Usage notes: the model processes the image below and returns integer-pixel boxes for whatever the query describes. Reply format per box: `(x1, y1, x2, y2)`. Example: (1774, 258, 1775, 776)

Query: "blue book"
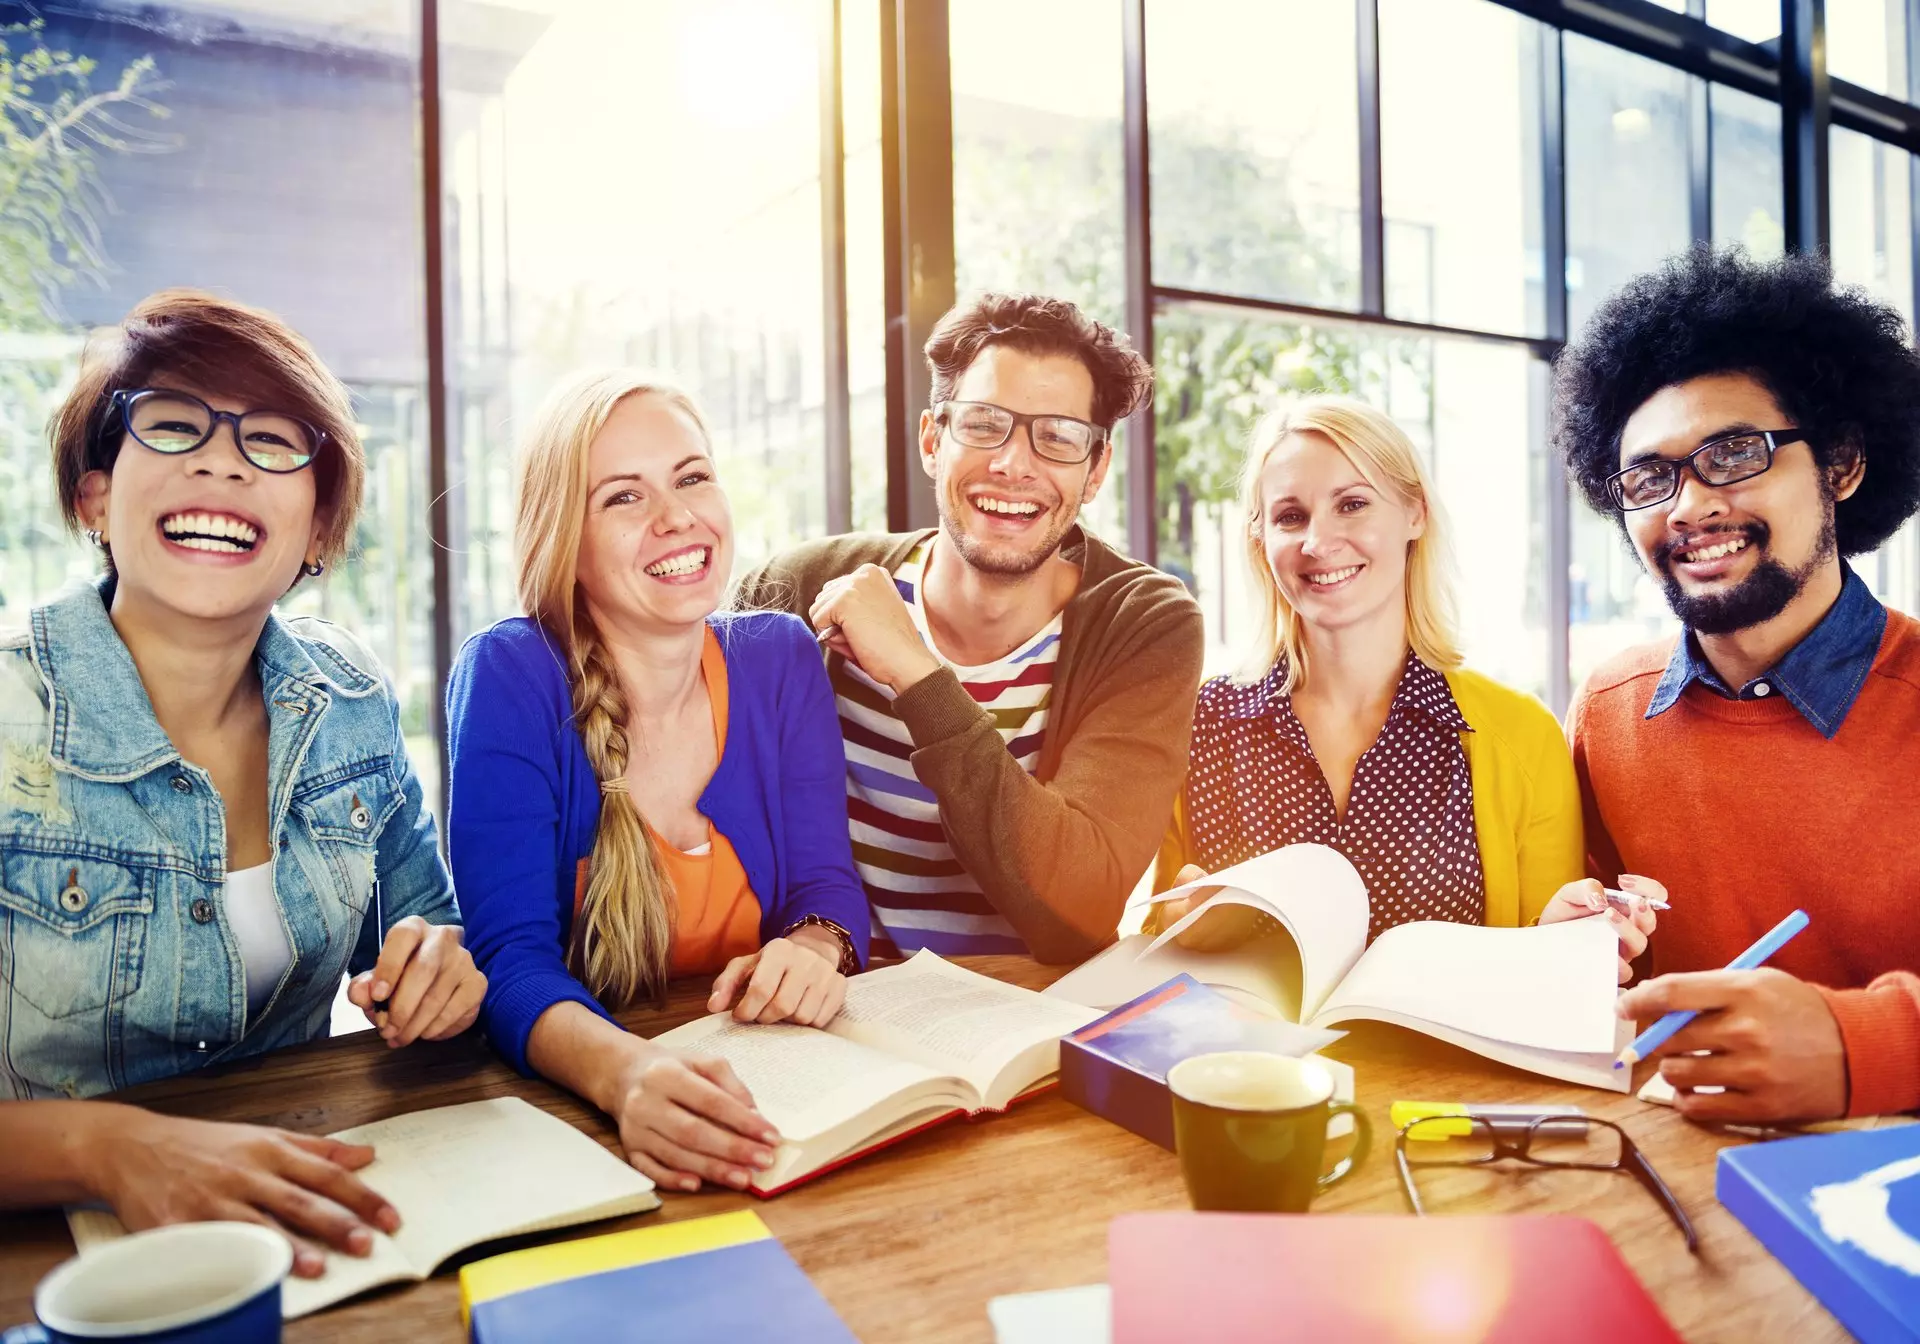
(1058, 974, 1346, 1149)
(1718, 1124, 1920, 1344)
(461, 1210, 855, 1343)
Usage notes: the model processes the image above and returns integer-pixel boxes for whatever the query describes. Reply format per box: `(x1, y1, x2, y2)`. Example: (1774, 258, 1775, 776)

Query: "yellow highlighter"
(1392, 1101, 1588, 1138)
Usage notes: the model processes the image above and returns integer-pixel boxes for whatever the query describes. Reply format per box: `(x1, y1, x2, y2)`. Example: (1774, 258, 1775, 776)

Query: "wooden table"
(0, 958, 1849, 1342)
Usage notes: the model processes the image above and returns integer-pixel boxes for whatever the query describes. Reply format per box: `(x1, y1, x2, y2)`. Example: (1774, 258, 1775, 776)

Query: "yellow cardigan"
(1155, 666, 1585, 928)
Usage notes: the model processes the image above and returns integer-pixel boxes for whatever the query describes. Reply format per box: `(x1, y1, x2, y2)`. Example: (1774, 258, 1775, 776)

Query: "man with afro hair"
(1556, 245, 1920, 1126)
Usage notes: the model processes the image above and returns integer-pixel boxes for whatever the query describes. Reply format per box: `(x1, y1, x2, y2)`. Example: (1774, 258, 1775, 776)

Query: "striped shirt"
(834, 540, 1063, 956)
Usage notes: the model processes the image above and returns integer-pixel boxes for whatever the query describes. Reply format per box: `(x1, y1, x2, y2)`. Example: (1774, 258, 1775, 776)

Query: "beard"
(940, 484, 1079, 578)
(1652, 514, 1837, 636)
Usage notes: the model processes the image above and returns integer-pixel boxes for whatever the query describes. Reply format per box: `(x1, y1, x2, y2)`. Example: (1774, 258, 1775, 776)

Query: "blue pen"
(1615, 908, 1810, 1068)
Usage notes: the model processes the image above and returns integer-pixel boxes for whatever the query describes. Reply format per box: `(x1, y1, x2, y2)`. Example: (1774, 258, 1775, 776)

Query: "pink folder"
(1109, 1213, 1683, 1343)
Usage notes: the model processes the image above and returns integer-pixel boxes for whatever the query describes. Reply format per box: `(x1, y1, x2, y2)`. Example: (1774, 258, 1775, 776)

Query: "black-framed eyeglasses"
(1605, 428, 1808, 512)
(107, 388, 325, 475)
(935, 400, 1106, 465)
(1395, 1114, 1698, 1253)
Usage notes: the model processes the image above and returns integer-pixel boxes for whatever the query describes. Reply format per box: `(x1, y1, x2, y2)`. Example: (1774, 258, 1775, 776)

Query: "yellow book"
(460, 1209, 855, 1342)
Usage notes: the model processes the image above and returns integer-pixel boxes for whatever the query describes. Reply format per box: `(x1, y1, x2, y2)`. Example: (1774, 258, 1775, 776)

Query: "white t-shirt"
(226, 863, 293, 1017)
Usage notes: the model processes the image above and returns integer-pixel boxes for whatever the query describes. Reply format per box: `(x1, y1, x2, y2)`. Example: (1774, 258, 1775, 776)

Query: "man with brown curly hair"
(736, 293, 1203, 963)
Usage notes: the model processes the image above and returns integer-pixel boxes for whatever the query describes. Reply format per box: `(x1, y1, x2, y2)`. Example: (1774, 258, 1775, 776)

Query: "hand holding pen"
(1538, 874, 1667, 984)
(1614, 910, 1845, 1125)
(345, 877, 489, 1048)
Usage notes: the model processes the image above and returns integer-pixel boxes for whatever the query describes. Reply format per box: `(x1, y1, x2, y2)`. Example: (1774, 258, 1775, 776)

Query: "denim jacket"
(0, 580, 457, 1099)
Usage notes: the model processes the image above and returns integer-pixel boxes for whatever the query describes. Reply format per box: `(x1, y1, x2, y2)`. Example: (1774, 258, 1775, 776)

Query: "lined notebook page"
(69, 1097, 659, 1319)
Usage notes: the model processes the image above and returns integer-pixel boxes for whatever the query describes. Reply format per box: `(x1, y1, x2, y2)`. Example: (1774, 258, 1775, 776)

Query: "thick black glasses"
(1606, 428, 1807, 511)
(1396, 1114, 1698, 1252)
(109, 388, 324, 474)
(936, 400, 1105, 465)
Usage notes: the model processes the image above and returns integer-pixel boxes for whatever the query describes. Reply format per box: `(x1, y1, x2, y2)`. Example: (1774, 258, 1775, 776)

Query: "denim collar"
(28, 578, 379, 780)
(1645, 563, 1887, 739)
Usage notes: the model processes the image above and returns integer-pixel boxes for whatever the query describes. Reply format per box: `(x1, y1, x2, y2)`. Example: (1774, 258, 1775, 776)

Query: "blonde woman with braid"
(446, 370, 868, 1192)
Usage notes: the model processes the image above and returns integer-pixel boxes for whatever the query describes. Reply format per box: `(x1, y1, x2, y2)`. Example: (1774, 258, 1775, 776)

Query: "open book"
(66, 1097, 659, 1318)
(1045, 844, 1631, 1091)
(652, 949, 1100, 1194)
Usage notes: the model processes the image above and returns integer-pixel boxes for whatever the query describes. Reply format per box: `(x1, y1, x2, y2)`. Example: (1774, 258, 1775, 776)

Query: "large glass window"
(1830, 127, 1915, 324)
(1152, 305, 1546, 695)
(444, 0, 830, 648)
(950, 0, 1127, 543)
(0, 2, 434, 769)
(1707, 0, 1781, 44)
(1711, 84, 1785, 260)
(1564, 35, 1692, 336)
(1379, 0, 1547, 338)
(1830, 126, 1919, 614)
(1828, 0, 1908, 96)
(1146, 0, 1360, 311)
(1564, 35, 1692, 687)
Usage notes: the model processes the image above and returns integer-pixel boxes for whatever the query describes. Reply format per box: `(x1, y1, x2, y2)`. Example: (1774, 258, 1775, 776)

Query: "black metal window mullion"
(1783, 0, 1832, 255)
(1357, 0, 1385, 318)
(1121, 0, 1156, 565)
(877, 0, 951, 532)
(1686, 38, 1712, 246)
(1541, 22, 1571, 713)
(420, 0, 454, 823)
(1909, 0, 1920, 331)
(820, 0, 852, 535)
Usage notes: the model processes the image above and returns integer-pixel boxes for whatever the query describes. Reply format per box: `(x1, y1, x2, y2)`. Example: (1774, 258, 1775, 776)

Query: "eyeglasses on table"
(1394, 1113, 1698, 1253)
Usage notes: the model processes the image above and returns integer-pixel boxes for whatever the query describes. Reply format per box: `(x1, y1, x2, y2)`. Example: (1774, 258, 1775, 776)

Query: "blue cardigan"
(446, 611, 871, 1073)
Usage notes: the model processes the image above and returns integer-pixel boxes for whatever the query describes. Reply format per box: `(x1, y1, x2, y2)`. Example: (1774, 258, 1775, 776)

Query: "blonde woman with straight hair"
(1151, 395, 1662, 981)
(446, 370, 868, 1193)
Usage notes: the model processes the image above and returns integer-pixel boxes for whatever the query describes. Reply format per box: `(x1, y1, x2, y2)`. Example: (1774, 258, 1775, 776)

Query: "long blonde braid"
(513, 369, 713, 1007)
(566, 614, 674, 1006)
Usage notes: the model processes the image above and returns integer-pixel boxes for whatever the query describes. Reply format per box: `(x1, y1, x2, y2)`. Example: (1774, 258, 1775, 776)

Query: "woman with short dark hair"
(0, 289, 483, 1276)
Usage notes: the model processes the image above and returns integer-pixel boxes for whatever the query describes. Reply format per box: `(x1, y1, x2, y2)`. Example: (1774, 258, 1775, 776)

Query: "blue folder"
(1718, 1124, 1920, 1344)
(463, 1210, 856, 1344)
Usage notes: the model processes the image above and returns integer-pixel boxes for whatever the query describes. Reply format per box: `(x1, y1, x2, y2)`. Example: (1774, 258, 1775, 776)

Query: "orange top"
(574, 626, 762, 977)
(1571, 610, 1920, 1117)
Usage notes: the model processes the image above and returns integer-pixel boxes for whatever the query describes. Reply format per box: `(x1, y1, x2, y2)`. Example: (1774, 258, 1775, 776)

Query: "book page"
(1144, 844, 1370, 1019)
(70, 1097, 659, 1320)
(652, 1012, 953, 1141)
(831, 951, 1100, 1100)
(1043, 932, 1305, 1020)
(1309, 917, 1619, 1053)
(294, 1097, 656, 1313)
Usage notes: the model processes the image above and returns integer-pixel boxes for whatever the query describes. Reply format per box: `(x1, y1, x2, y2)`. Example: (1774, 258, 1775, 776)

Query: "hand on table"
(82, 1107, 398, 1278)
(607, 1046, 782, 1193)
(707, 933, 847, 1027)
(1538, 874, 1663, 984)
(1147, 865, 1271, 952)
(1617, 968, 1848, 1124)
(346, 915, 487, 1047)
(808, 564, 942, 694)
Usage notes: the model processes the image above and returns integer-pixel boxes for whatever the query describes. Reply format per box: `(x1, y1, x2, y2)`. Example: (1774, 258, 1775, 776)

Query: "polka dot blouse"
(1185, 652, 1486, 942)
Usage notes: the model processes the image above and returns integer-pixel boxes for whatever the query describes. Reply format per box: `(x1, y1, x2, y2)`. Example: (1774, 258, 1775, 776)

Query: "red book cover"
(1109, 1213, 1682, 1343)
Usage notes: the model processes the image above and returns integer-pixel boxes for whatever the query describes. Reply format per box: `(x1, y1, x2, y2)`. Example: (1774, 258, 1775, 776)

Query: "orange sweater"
(1570, 612, 1920, 1117)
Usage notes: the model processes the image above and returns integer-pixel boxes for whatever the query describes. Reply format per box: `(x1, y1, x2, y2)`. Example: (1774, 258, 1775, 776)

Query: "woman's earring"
(84, 528, 107, 549)
(300, 560, 325, 578)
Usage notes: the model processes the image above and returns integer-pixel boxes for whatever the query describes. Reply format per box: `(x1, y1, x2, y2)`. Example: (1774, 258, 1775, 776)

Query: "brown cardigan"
(733, 526, 1205, 962)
